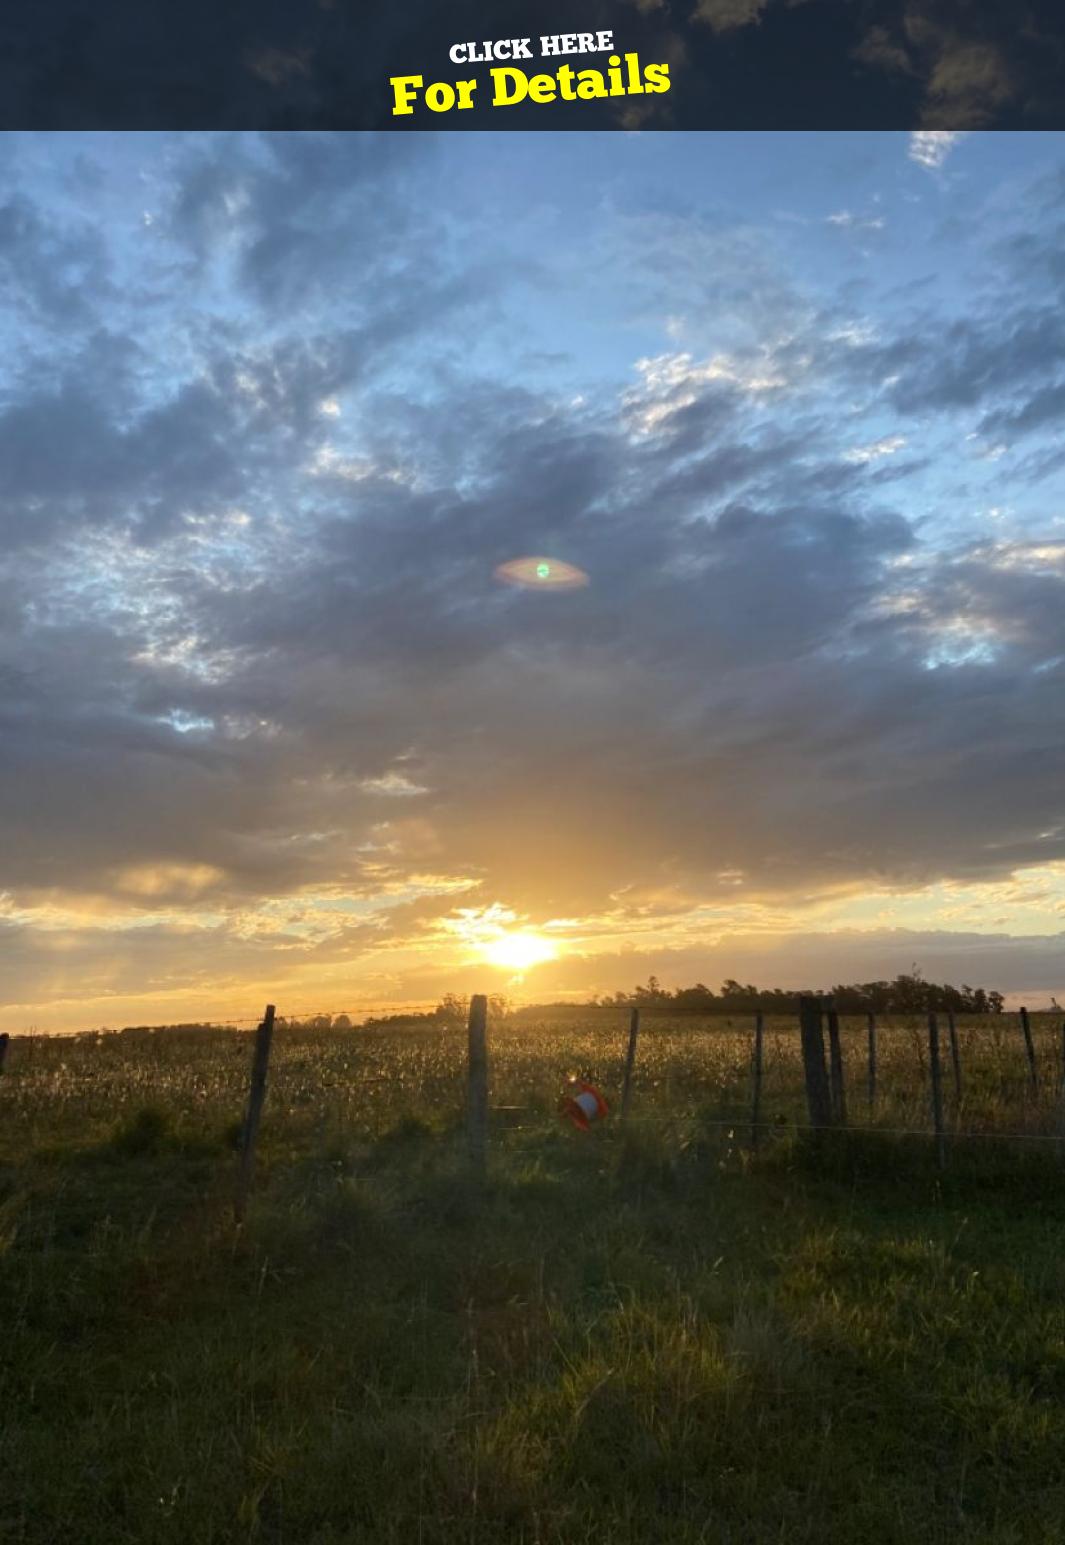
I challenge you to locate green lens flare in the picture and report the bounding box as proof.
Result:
[494,556,589,590]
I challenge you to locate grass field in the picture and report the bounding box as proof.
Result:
[3,1014,1065,1543]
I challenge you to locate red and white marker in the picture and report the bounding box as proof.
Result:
[560,1080,609,1130]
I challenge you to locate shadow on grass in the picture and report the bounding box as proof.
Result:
[23,1103,240,1168]
[771,1125,1065,1214]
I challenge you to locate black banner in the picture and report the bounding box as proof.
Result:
[2,0,1063,130]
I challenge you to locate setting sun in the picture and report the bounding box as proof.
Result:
[481,931,558,972]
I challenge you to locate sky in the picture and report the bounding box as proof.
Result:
[2,128,1065,1031]
[2,0,1065,130]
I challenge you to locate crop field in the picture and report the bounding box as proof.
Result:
[3,1013,1065,1543]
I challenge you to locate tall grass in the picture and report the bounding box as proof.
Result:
[3,1012,1061,1161]
[1,1015,1063,1542]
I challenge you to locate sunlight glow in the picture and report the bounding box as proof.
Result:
[482,930,558,971]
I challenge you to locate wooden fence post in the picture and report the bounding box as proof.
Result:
[798,995,833,1132]
[946,1009,962,1103]
[0,1033,8,1074]
[750,1011,765,1149]
[1019,1006,1038,1096]
[824,997,847,1127]
[235,1004,276,1224]
[467,994,488,1177]
[867,1013,877,1110]
[621,1007,640,1125]
[927,1011,945,1170]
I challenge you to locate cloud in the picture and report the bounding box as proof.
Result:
[3,132,1065,1024]
[691,0,771,33]
[853,25,915,79]
[842,435,907,464]
[540,928,1065,1006]
[852,0,1049,132]
[826,210,886,231]
[0,193,113,322]
[908,129,968,168]
[910,31,1013,129]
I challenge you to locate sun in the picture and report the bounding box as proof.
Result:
[482,930,558,971]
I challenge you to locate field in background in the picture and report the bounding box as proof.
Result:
[5,1011,1064,1157]
[3,1014,1065,1542]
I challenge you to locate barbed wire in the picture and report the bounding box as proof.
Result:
[271,1009,1063,1024]
[487,1112,1065,1144]
[272,1006,439,1021]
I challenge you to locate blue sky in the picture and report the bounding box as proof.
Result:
[2,130,1065,1029]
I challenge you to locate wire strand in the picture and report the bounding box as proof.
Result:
[487,1112,1065,1143]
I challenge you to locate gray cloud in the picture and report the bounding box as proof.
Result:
[541,929,1065,1005]
[0,193,113,323]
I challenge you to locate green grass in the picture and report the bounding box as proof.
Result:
[2,1016,1065,1543]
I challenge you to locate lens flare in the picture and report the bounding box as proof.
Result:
[494,555,589,590]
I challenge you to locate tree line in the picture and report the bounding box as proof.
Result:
[90,970,1007,1039]
[594,971,1005,1015]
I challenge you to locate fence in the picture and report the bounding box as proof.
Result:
[4,996,1065,1216]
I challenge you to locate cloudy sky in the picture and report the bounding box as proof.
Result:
[3,129,1065,1030]
[2,1,1064,130]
